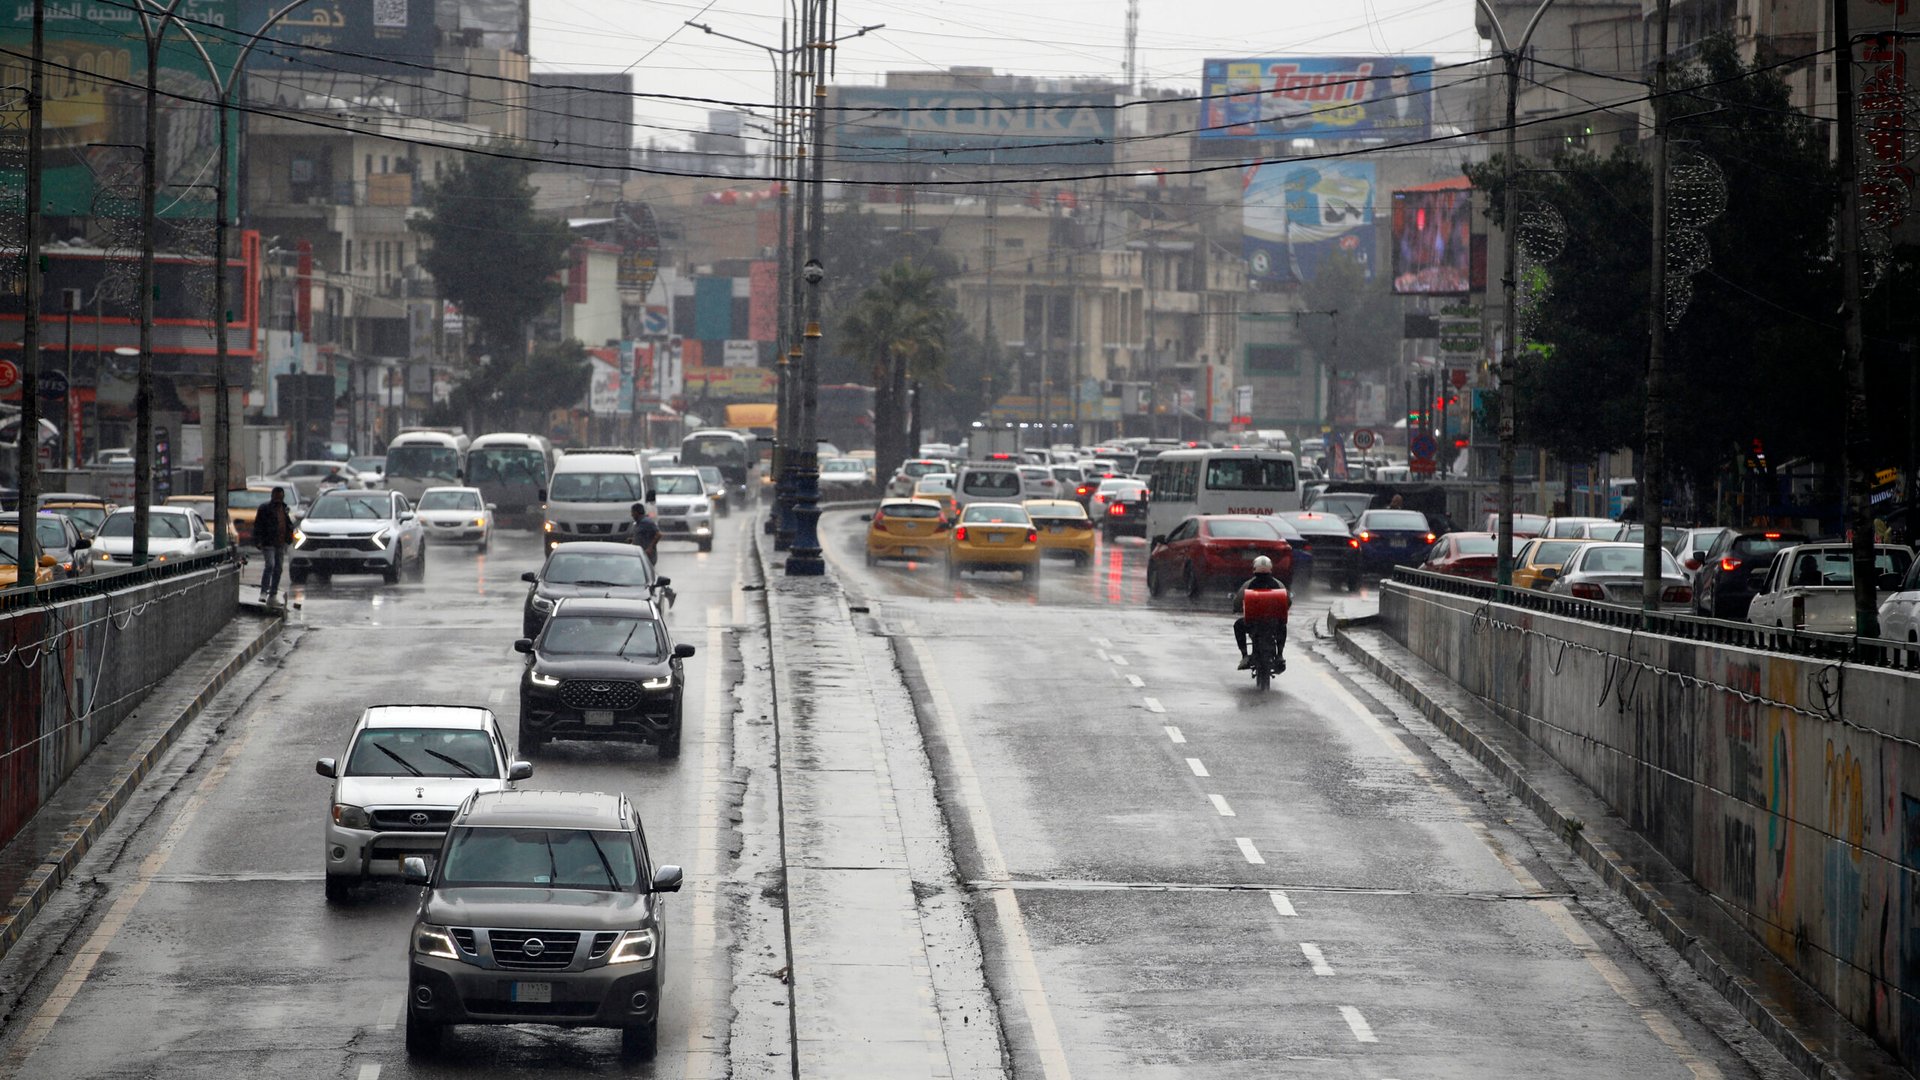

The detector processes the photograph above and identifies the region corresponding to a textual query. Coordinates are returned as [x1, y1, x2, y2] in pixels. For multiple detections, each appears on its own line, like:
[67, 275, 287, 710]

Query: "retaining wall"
[0, 558, 240, 850]
[1379, 582, 1920, 1066]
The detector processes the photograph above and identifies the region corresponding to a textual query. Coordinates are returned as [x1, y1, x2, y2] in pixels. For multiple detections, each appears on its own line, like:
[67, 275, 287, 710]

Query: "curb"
[0, 612, 285, 963]
[1329, 623, 1907, 1080]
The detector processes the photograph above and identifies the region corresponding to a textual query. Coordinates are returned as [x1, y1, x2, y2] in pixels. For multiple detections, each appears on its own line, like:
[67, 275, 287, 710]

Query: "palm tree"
[838, 262, 950, 480]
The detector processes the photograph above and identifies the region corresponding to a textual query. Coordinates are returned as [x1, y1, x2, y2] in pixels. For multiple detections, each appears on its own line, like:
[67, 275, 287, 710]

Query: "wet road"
[0, 517, 754, 1079]
[818, 509, 1795, 1080]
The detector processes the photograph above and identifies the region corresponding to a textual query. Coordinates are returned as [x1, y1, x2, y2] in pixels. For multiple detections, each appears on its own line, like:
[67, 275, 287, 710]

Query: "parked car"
[290, 489, 426, 584]
[1351, 509, 1436, 572]
[1745, 543, 1914, 633]
[314, 704, 531, 903]
[91, 505, 215, 564]
[1422, 531, 1499, 581]
[1694, 528, 1809, 619]
[1147, 514, 1294, 597]
[1546, 542, 1693, 611]
[514, 596, 695, 757]
[402, 790, 682, 1060]
[1277, 510, 1358, 591]
[946, 501, 1040, 584]
[521, 541, 664, 640]
[1878, 556, 1920, 642]
[864, 498, 951, 565]
[415, 486, 494, 551]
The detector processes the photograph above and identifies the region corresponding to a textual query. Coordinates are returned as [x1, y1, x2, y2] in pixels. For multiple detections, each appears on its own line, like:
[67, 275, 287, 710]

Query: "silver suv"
[315, 705, 531, 903]
[404, 790, 683, 1061]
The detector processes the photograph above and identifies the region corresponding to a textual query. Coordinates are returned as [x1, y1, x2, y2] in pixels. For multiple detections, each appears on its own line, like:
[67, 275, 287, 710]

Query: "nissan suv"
[403, 790, 683, 1061]
[314, 705, 532, 903]
[515, 597, 695, 758]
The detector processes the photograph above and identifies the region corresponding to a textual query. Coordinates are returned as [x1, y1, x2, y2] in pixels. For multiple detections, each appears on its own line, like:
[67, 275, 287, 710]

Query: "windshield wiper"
[545, 832, 560, 887]
[616, 622, 643, 657]
[584, 832, 621, 887]
[419, 747, 481, 777]
[372, 743, 423, 776]
[561, 579, 622, 587]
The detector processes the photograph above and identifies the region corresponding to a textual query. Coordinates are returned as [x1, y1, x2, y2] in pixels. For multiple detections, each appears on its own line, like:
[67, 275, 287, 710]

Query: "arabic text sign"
[1241, 161, 1375, 284]
[1201, 57, 1432, 141]
[834, 88, 1116, 166]
[239, 0, 436, 75]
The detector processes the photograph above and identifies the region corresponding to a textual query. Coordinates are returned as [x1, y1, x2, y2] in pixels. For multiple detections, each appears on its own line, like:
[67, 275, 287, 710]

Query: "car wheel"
[1147, 562, 1164, 597]
[621, 1020, 659, 1061]
[323, 873, 352, 904]
[1025, 563, 1041, 589]
[476, 535, 489, 554]
[1345, 571, 1360, 593]
[405, 1004, 443, 1056]
[1075, 552, 1089, 568]
[1184, 563, 1203, 599]
[947, 559, 960, 581]
[521, 729, 548, 756]
[1102, 525, 1115, 544]
[383, 562, 401, 585]
[659, 718, 682, 759]
[865, 550, 877, 567]
[699, 538, 713, 553]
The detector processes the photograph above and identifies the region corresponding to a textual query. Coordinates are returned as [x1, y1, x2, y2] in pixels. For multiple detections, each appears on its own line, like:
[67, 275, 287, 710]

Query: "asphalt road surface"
[817, 509, 1795, 1080]
[0, 517, 752, 1080]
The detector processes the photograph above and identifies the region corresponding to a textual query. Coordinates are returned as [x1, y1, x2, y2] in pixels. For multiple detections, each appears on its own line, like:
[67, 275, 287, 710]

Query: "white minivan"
[543, 448, 647, 551]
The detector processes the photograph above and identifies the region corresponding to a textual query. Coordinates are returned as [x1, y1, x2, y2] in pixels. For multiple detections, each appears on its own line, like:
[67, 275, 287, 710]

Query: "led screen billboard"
[1391, 186, 1473, 294]
[1200, 57, 1432, 141]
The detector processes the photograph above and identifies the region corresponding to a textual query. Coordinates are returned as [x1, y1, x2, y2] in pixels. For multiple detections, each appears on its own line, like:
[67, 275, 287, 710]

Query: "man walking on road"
[630, 500, 661, 564]
[252, 486, 296, 605]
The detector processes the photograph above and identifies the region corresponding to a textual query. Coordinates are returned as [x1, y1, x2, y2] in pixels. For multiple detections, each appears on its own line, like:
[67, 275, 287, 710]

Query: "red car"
[1422, 531, 1499, 580]
[1146, 514, 1294, 598]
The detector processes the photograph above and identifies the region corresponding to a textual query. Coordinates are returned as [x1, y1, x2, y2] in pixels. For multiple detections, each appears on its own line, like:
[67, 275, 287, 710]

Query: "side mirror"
[486, 503, 497, 512]
[400, 511, 416, 522]
[1684, 558, 1701, 571]
[1690, 550, 1706, 563]
[673, 643, 697, 659]
[402, 856, 431, 886]
[646, 488, 658, 502]
[653, 576, 672, 589]
[38, 554, 56, 567]
[513, 637, 534, 654]
[75, 538, 90, 549]
[197, 531, 213, 543]
[507, 761, 533, 781]
[1150, 534, 1166, 547]
[521, 571, 538, 583]
[536, 488, 547, 502]
[651, 865, 684, 893]
[314, 757, 337, 778]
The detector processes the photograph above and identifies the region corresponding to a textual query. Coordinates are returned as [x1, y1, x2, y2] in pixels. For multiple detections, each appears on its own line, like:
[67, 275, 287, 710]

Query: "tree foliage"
[442, 338, 593, 433]
[839, 261, 950, 480]
[1297, 248, 1404, 372]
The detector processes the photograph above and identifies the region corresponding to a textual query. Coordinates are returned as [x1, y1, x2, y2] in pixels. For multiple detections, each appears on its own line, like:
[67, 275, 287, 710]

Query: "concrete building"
[527, 72, 635, 174]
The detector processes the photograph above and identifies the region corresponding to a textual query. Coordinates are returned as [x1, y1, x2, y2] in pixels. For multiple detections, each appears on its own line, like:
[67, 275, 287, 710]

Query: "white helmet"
[1252, 555, 1273, 573]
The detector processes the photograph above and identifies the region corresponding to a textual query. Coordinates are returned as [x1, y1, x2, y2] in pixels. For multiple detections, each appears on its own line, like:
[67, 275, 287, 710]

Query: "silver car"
[1546, 541, 1694, 611]
[290, 489, 427, 584]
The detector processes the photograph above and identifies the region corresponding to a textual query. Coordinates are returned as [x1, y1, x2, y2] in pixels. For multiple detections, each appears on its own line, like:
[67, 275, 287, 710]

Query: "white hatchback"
[91, 505, 216, 565]
[415, 486, 494, 551]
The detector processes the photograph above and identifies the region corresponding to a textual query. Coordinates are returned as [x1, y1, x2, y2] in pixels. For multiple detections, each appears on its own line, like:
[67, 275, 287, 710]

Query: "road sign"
[38, 370, 68, 397]
[1409, 431, 1438, 460]
[1352, 427, 1377, 451]
[0, 360, 17, 390]
[1450, 368, 1468, 389]
[1409, 458, 1437, 476]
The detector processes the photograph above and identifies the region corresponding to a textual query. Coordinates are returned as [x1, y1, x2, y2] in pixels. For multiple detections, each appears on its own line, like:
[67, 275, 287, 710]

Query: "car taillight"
[1076, 485, 1092, 497]
[1348, 538, 1360, 548]
[1719, 556, 1742, 572]
[1662, 586, 1692, 603]
[1111, 504, 1126, 516]
[955, 526, 968, 542]
[1762, 532, 1782, 539]
[1424, 533, 1436, 543]
[1357, 530, 1372, 542]
[1026, 529, 1037, 543]
[871, 518, 887, 532]
[1570, 583, 1605, 600]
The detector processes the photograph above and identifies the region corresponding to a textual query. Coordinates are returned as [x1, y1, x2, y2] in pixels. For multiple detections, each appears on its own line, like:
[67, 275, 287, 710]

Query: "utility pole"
[133, 6, 162, 565]
[1833, 0, 1880, 636]
[1641, 0, 1671, 613]
[17, 0, 46, 582]
[788, 0, 829, 575]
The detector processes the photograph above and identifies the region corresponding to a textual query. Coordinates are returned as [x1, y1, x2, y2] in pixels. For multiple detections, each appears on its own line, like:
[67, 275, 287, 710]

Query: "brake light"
[1570, 583, 1605, 600]
[1720, 556, 1742, 572]
[1662, 586, 1692, 603]
[1077, 485, 1093, 497]
[1348, 538, 1360, 548]
[955, 526, 968, 542]
[1762, 532, 1782, 539]
[1425, 533, 1436, 543]
[1358, 530, 1372, 542]
[1111, 504, 1126, 516]
[1026, 528, 1037, 543]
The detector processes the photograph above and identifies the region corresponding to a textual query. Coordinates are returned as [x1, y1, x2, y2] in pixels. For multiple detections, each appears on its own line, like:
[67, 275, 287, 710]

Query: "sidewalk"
[1331, 617, 1911, 1080]
[753, 533, 977, 1079]
[0, 611, 283, 962]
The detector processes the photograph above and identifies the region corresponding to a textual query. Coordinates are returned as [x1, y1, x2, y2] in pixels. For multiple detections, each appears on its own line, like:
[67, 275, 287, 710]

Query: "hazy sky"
[528, 0, 1487, 147]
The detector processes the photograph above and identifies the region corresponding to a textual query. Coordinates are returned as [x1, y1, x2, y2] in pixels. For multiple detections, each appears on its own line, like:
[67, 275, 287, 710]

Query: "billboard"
[1200, 57, 1432, 141]
[587, 347, 622, 414]
[1242, 161, 1375, 284]
[748, 261, 777, 342]
[1391, 186, 1473, 294]
[239, 0, 438, 75]
[0, 0, 239, 217]
[834, 88, 1116, 166]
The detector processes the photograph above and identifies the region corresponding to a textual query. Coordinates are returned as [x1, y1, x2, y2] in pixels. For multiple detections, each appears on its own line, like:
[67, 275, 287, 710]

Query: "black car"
[1694, 528, 1808, 619]
[521, 541, 667, 639]
[1101, 490, 1150, 541]
[1278, 510, 1360, 591]
[403, 789, 683, 1061]
[1352, 508, 1437, 572]
[515, 597, 694, 757]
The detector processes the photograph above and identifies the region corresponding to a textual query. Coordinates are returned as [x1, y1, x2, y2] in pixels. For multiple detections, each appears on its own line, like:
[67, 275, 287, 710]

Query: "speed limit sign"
[1352, 427, 1377, 451]
[0, 360, 17, 391]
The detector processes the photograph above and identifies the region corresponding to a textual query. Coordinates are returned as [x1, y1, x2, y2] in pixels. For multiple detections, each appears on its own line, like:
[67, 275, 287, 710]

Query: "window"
[653, 473, 705, 495]
[440, 828, 638, 890]
[418, 490, 482, 511]
[1206, 520, 1280, 540]
[386, 446, 461, 481]
[1205, 457, 1295, 492]
[543, 551, 651, 586]
[1363, 510, 1430, 530]
[541, 615, 667, 658]
[1166, 519, 1199, 543]
[309, 493, 394, 520]
[1245, 343, 1301, 374]
[882, 502, 943, 520]
[960, 469, 1021, 497]
[961, 504, 1030, 524]
[548, 472, 642, 502]
[1151, 460, 1198, 502]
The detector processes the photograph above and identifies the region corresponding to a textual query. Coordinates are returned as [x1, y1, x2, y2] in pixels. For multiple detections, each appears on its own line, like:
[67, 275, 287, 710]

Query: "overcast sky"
[529, 0, 1487, 149]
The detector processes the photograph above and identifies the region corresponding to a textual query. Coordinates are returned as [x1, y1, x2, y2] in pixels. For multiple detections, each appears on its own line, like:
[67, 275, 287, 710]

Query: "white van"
[542, 449, 646, 551]
[952, 461, 1024, 510]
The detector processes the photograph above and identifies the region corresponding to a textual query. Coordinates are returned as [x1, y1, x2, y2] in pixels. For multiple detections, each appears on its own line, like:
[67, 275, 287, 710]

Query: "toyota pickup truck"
[1744, 542, 1915, 633]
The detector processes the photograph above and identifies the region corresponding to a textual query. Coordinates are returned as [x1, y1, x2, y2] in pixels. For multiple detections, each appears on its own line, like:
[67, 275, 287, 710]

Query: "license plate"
[584, 710, 614, 727]
[1048, 525, 1063, 533]
[510, 981, 552, 1003]
[900, 547, 920, 557]
[1389, 539, 1406, 548]
[989, 534, 1005, 544]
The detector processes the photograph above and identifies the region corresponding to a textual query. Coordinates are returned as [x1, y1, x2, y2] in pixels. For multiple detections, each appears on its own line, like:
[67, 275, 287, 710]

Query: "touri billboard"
[1200, 57, 1432, 141]
[833, 88, 1116, 166]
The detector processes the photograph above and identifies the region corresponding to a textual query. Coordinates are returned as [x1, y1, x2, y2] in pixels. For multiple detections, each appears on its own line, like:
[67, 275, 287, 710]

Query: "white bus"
[383, 428, 470, 502]
[466, 433, 555, 524]
[1144, 448, 1299, 542]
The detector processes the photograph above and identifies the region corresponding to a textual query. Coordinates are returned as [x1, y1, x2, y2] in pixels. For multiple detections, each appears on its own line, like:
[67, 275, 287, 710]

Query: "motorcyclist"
[1234, 555, 1289, 672]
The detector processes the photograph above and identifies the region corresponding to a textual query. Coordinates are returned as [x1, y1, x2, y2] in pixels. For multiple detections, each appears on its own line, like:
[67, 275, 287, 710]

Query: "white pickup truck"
[1745, 543, 1915, 633]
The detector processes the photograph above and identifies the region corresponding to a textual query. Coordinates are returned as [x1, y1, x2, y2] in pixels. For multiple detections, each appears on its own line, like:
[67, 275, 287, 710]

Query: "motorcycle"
[1241, 586, 1290, 691]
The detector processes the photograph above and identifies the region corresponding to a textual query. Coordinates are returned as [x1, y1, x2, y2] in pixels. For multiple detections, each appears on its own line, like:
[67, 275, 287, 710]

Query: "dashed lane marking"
[1124, 673, 1144, 688]
[357, 1065, 382, 1080]
[1208, 794, 1236, 817]
[1164, 726, 1186, 744]
[1108, 654, 1130, 666]
[1142, 696, 1165, 714]
[378, 997, 402, 1031]
[1185, 757, 1209, 777]
[1300, 943, 1336, 976]
[1339, 1006, 1378, 1043]
[1095, 649, 1112, 664]
[1236, 838, 1265, 865]
[1091, 636, 1113, 648]
[1269, 891, 1297, 917]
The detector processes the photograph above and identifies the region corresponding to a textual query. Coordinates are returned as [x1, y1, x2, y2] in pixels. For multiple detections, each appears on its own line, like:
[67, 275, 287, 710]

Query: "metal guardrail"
[1388, 567, 1920, 672]
[0, 548, 243, 615]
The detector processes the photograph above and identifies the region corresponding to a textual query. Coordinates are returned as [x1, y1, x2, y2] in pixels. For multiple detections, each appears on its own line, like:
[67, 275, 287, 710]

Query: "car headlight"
[369, 528, 390, 550]
[291, 530, 305, 548]
[414, 923, 461, 960]
[332, 803, 371, 829]
[543, 520, 555, 533]
[531, 595, 554, 612]
[642, 675, 673, 690]
[473, 517, 486, 527]
[605, 928, 656, 964]
[529, 668, 561, 687]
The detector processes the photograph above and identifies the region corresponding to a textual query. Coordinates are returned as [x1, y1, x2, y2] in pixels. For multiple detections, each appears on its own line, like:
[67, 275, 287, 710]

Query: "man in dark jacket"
[1234, 554, 1288, 670]
[252, 486, 297, 604]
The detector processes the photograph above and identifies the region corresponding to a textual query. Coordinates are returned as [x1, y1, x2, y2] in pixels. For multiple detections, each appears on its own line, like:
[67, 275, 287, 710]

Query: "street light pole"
[1832, 0, 1879, 637]
[788, 0, 831, 575]
[17, 0, 47, 582]
[1641, 0, 1672, 612]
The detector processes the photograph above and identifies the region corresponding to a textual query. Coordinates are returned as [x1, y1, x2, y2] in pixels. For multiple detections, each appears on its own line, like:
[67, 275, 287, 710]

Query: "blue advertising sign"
[1242, 161, 1375, 284]
[1200, 57, 1432, 141]
[834, 88, 1116, 166]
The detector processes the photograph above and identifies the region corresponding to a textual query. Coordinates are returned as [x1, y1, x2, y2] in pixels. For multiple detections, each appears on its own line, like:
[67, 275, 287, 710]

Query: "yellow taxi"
[40, 496, 112, 539]
[1024, 498, 1095, 566]
[864, 498, 951, 565]
[910, 474, 957, 518]
[1513, 537, 1593, 590]
[225, 486, 282, 541]
[0, 526, 58, 589]
[164, 495, 242, 546]
[946, 501, 1040, 585]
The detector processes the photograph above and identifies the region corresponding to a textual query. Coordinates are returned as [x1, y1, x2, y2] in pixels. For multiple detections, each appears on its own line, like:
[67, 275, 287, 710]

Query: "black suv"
[515, 597, 694, 757]
[403, 790, 683, 1060]
[1694, 528, 1808, 619]
[521, 541, 668, 639]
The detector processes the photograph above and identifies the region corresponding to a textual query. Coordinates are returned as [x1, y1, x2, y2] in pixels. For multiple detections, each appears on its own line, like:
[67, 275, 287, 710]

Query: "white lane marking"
[1208, 794, 1236, 817]
[683, 614, 729, 1069]
[906, 636, 1073, 1080]
[1185, 757, 1209, 777]
[1142, 696, 1165, 714]
[1269, 891, 1297, 917]
[1164, 726, 1186, 744]
[1124, 674, 1144, 688]
[1236, 837, 1265, 865]
[488, 687, 505, 704]
[1108, 653, 1130, 666]
[1300, 943, 1336, 976]
[1339, 1005, 1378, 1043]
[357, 1065, 383, 1080]
[1091, 636, 1113, 648]
[1095, 649, 1112, 664]
[378, 997, 402, 1030]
